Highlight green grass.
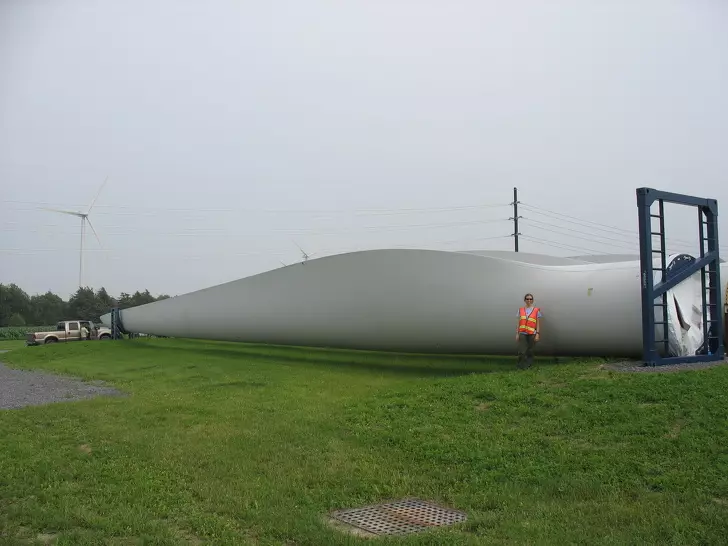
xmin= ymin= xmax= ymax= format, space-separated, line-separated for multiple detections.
xmin=0 ymin=340 xmax=25 ymax=351
xmin=1 ymin=339 xmax=727 ymax=545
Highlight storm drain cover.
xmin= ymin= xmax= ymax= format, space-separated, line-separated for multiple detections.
xmin=329 ymin=498 xmax=467 ymax=536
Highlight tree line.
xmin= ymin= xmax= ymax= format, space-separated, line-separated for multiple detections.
xmin=0 ymin=283 xmax=171 ymax=327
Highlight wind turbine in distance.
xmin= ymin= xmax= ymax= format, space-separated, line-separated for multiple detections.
xmin=43 ymin=176 xmax=109 ymax=288
xmin=293 ymin=241 xmax=317 ymax=265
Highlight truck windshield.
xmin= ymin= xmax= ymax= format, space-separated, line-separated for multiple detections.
xmin=56 ymin=323 xmax=64 ymax=330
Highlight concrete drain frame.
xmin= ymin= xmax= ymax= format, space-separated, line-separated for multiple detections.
xmin=329 ymin=497 xmax=467 ymax=536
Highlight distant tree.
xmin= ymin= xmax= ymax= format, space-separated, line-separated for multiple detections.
xmin=8 ymin=313 xmax=26 ymax=327
xmin=129 ymin=289 xmax=157 ymax=308
xmin=67 ymin=287 xmax=103 ymax=322
xmin=29 ymin=291 xmax=67 ymax=325
xmin=0 ymin=283 xmax=31 ymax=327
xmin=1 ymin=283 xmax=172 ymax=324
xmin=117 ymin=292 xmax=132 ymax=309
xmin=95 ymin=287 xmax=115 ymax=310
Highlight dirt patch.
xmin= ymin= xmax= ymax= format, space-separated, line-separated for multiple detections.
xmin=157 ymin=518 xmax=240 ymax=545
xmin=538 ymin=380 xmax=568 ymax=389
xmin=10 ymin=529 xmax=59 ymax=545
xmin=323 ymin=515 xmax=377 ymax=538
xmin=475 ymin=402 xmax=492 ymax=412
xmin=665 ymin=421 xmax=685 ymax=439
xmin=169 ymin=527 xmax=205 ymax=545
xmin=106 ymin=538 xmax=144 ymax=545
xmin=577 ymin=365 xmax=615 ymax=380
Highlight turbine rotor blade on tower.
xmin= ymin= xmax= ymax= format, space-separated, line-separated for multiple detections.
xmin=86 ymin=217 xmax=102 ymax=247
xmin=292 ymin=240 xmax=307 ymax=255
xmin=87 ymin=175 xmax=109 ymax=213
xmin=42 ymin=207 xmax=85 ymax=218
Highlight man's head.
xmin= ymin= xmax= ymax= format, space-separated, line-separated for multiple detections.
xmin=524 ymin=293 xmax=534 ymax=305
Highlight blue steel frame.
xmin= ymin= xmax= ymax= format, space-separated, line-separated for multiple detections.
xmin=636 ymin=187 xmax=724 ymax=366
xmin=110 ymin=307 xmax=126 ymax=340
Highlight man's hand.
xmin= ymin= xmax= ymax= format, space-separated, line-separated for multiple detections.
xmin=535 ymin=333 xmax=541 ymax=342
xmin=515 ymin=333 xmax=520 ymax=342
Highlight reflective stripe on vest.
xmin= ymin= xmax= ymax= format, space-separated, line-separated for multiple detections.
xmin=518 ymin=307 xmax=540 ymax=334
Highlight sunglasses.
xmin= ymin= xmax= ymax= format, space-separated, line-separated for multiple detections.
xmin=525 ymin=298 xmax=533 ymax=301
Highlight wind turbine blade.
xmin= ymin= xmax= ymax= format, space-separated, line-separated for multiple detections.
xmin=86 ymin=217 xmax=102 ymax=247
xmin=41 ymin=207 xmax=85 ymax=218
xmin=87 ymin=175 xmax=109 ymax=213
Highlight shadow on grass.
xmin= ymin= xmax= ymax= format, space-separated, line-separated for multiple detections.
xmin=123 ymin=338 xmax=569 ymax=378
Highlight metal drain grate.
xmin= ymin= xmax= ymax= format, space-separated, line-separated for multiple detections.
xmin=329 ymin=498 xmax=467 ymax=536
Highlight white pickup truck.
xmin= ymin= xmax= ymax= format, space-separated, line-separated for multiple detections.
xmin=26 ymin=320 xmax=112 ymax=346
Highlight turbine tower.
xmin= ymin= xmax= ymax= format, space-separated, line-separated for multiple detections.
xmin=44 ymin=176 xmax=109 ymax=288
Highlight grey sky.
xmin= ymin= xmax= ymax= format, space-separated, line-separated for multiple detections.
xmin=2 ymin=0 xmax=727 ymax=299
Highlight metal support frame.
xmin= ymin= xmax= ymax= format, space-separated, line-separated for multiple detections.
xmin=636 ymin=187 xmax=724 ymax=366
xmin=110 ymin=307 xmax=126 ymax=340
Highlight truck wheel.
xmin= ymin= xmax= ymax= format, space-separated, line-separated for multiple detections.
xmin=99 ymin=334 xmax=111 ymax=340
xmin=44 ymin=338 xmax=57 ymax=344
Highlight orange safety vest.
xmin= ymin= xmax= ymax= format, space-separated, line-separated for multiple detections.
xmin=518 ymin=307 xmax=540 ymax=335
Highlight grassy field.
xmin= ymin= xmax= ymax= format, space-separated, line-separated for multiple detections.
xmin=1 ymin=339 xmax=727 ymax=545
xmin=0 ymin=340 xmax=25 ymax=351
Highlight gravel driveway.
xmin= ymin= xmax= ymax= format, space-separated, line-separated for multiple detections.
xmin=0 ymin=360 xmax=125 ymax=410
xmin=603 ymin=358 xmax=728 ymax=373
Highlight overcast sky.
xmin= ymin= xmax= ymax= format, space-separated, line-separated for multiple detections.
xmin=2 ymin=0 xmax=727 ymax=299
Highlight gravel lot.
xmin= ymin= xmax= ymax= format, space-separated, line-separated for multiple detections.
xmin=603 ymin=358 xmax=728 ymax=373
xmin=0 ymin=361 xmax=125 ymax=410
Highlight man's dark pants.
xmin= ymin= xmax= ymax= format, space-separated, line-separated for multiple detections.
xmin=517 ymin=333 xmax=536 ymax=368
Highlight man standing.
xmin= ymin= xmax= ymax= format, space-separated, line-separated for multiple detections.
xmin=516 ymin=293 xmax=542 ymax=369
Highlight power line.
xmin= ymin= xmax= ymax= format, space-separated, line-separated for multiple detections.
xmin=5 ymin=189 xmax=725 ymax=260
xmin=0 ymin=234 xmax=514 ymax=257
xmin=327 ymin=234 xmax=513 ymax=254
xmin=519 ymin=234 xmax=608 ymax=256
xmin=520 ymin=202 xmax=728 ymax=252
xmin=1 ymin=199 xmax=511 ymax=216
xmin=1 ymin=217 xmax=510 ymax=238
xmin=520 ymin=203 xmax=640 ymax=236
xmin=521 ymin=217 xmax=638 ymax=246
xmin=521 ymin=220 xmax=640 ymax=252
xmin=518 ymin=217 xmax=707 ymax=254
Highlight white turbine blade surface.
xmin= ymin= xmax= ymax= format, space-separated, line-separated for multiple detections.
xmin=87 ymin=175 xmax=109 ymax=213
xmin=42 ymin=207 xmax=85 ymax=218
xmin=86 ymin=217 xmax=102 ymax=247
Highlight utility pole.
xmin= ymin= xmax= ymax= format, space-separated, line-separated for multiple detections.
xmin=510 ymin=187 xmax=521 ymax=252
